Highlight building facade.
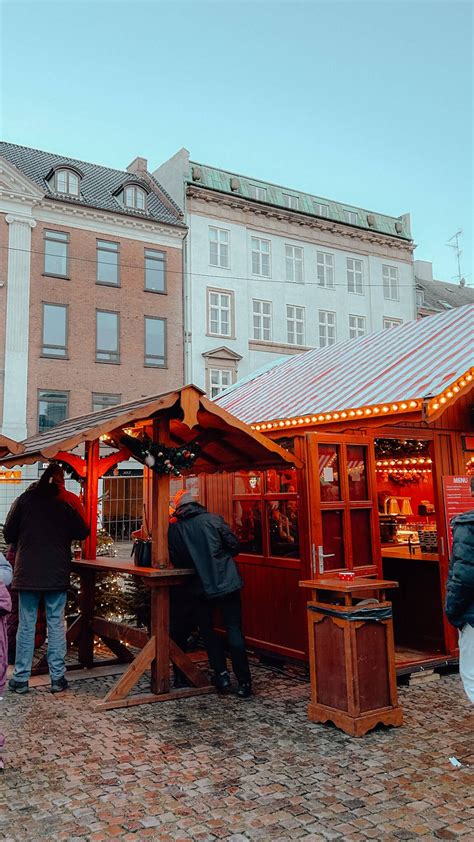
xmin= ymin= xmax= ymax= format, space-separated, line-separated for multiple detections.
xmin=155 ymin=149 xmax=416 ymax=397
xmin=414 ymin=260 xmax=474 ymax=318
xmin=0 ymin=143 xmax=186 ymax=443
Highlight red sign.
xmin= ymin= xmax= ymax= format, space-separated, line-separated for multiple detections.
xmin=443 ymin=475 xmax=474 ymax=555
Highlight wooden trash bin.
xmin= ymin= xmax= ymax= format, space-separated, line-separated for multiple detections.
xmin=299 ymin=577 xmax=403 ymax=737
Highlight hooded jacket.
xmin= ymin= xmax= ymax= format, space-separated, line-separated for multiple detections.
xmin=445 ymin=510 xmax=474 ymax=629
xmin=168 ymin=501 xmax=242 ymax=598
xmin=4 ymin=483 xmax=89 ymax=591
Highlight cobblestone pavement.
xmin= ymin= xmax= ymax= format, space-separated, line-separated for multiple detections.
xmin=0 ymin=668 xmax=473 ymax=841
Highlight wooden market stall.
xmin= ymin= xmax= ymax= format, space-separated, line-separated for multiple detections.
xmin=0 ymin=385 xmax=300 ymax=708
xmin=214 ymin=305 xmax=474 ymax=672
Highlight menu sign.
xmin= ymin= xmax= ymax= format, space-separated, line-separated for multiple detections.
xmin=443 ymin=475 xmax=474 ymax=555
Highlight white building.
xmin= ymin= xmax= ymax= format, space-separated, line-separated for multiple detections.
xmin=155 ymin=149 xmax=416 ymax=397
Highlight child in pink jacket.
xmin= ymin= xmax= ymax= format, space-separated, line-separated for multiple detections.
xmin=0 ymin=553 xmax=13 ymax=771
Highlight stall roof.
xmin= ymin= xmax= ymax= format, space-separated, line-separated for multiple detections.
xmin=216 ymin=305 xmax=474 ymax=428
xmin=0 ymin=435 xmax=23 ymax=458
xmin=0 ymin=385 xmax=300 ymax=471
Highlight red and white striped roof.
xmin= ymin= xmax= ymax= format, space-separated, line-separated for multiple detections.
xmin=216 ymin=305 xmax=474 ymax=425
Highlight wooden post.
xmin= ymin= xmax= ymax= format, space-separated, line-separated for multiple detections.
xmin=83 ymin=439 xmax=100 ymax=560
xmin=77 ymin=569 xmax=96 ymax=668
xmin=150 ymin=584 xmax=170 ymax=694
xmin=151 ymin=417 xmax=171 ymax=568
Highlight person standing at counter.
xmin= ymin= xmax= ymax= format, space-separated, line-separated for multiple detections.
xmin=445 ymin=510 xmax=474 ymax=704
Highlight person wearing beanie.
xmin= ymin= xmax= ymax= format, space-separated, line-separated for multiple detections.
xmin=168 ymin=490 xmax=252 ymax=698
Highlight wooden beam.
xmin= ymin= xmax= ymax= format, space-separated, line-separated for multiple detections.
xmin=151 ymin=416 xmax=171 ymax=568
xmin=169 ymin=640 xmax=210 ymax=688
xmin=98 ymin=636 xmax=156 ymax=706
xmin=83 ymin=440 xmax=99 ymax=559
xmin=94 ymin=685 xmax=212 ymax=711
xmin=54 ymin=451 xmax=87 ymax=477
xmin=93 ymin=617 xmax=148 ymax=649
xmin=150 ymin=586 xmax=169 ymax=693
xmin=97 ymin=446 xmax=133 ymax=478
xmin=180 ymin=386 xmax=201 ymax=428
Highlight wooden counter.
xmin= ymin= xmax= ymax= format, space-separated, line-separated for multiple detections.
xmin=381 ymin=546 xmax=439 ymax=563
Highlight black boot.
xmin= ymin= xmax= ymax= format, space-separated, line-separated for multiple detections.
xmin=236 ymin=682 xmax=252 ymax=698
xmin=214 ymin=670 xmax=231 ymax=693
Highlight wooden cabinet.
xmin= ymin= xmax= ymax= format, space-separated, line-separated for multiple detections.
xmin=300 ymin=578 xmax=403 ymax=737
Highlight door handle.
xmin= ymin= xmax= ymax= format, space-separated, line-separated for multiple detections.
xmin=318 ymin=545 xmax=335 ymax=574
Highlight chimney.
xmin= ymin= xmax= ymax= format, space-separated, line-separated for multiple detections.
xmin=127 ymin=156 xmax=148 ymax=176
xmin=460 ymin=277 xmax=466 ymax=287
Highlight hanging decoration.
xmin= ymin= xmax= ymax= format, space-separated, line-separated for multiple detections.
xmin=120 ymin=432 xmax=200 ymax=476
xmin=374 ymin=439 xmax=430 ymax=459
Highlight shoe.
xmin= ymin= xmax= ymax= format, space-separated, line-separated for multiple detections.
xmin=236 ymin=682 xmax=252 ymax=699
xmin=214 ymin=670 xmax=231 ymax=693
xmin=51 ymin=676 xmax=69 ymax=694
xmin=8 ymin=679 xmax=29 ymax=695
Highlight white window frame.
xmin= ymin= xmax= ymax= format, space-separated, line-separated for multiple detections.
xmin=252 ymin=299 xmax=272 ymax=341
xmin=383 ymin=264 xmax=400 ymax=300
xmin=318 ymin=310 xmax=337 ymax=347
xmin=124 ymin=184 xmax=146 ymax=210
xmin=251 ymin=237 xmax=271 ymax=277
xmin=344 ymin=210 xmax=358 ymax=224
xmin=316 ymin=251 xmax=335 ymax=288
xmin=286 ymin=305 xmax=305 ymax=346
xmin=314 ymin=202 xmax=329 ymax=217
xmin=207 ymin=288 xmax=234 ymax=338
xmin=285 ymin=244 xmax=304 ymax=283
xmin=383 ymin=317 xmax=402 ymax=330
xmin=55 ymin=169 xmax=80 ymax=196
xmin=283 ymin=193 xmax=299 ymax=210
xmin=208 ymin=368 xmax=233 ymax=399
xmin=209 ymin=226 xmax=230 ymax=269
xmin=347 ymin=257 xmax=364 ymax=295
xmin=248 ymin=184 xmax=267 ymax=201
xmin=349 ymin=314 xmax=366 ymax=339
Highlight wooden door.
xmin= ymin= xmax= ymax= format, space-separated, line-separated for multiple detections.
xmin=306 ymin=431 xmax=381 ymax=577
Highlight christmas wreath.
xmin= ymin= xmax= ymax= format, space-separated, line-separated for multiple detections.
xmin=120 ymin=432 xmax=200 ymax=476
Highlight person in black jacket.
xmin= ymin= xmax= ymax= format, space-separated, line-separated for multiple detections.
xmin=168 ymin=490 xmax=252 ymax=697
xmin=4 ymin=464 xmax=89 ymax=695
xmin=445 ymin=509 xmax=474 ymax=704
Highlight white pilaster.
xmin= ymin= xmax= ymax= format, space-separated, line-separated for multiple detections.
xmin=2 ymin=214 xmax=36 ymax=441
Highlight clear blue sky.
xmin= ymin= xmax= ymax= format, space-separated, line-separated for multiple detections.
xmin=1 ymin=0 xmax=472 ymax=283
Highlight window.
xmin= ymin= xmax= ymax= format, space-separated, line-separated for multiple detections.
xmin=319 ymin=310 xmax=336 ymax=347
xmin=97 ymin=240 xmax=119 ymax=286
xmin=317 ymin=251 xmax=334 ymax=288
xmin=314 ymin=202 xmax=329 ymax=217
xmin=248 ymin=184 xmax=267 ymax=201
xmin=38 ymin=390 xmax=68 ymax=433
xmin=253 ymin=300 xmax=272 ymax=341
xmin=349 ymin=314 xmax=366 ymax=339
xmin=92 ymin=393 xmax=121 ymax=412
xmin=285 ymin=244 xmax=304 ymax=283
xmin=209 ymin=368 xmax=232 ymax=399
xmin=283 ymin=193 xmax=299 ymax=210
xmin=383 ymin=264 xmax=399 ymax=300
xmin=144 ymin=316 xmax=166 ymax=367
xmin=287 ymin=305 xmax=305 ymax=346
xmin=416 ymin=288 xmax=425 ymax=306
xmin=383 ymin=317 xmax=402 ymax=329
xmin=251 ymin=237 xmax=271 ymax=277
xmin=207 ymin=289 xmax=233 ymax=337
xmin=232 ymin=468 xmax=299 ymax=559
xmin=42 ymin=303 xmax=67 ymax=357
xmin=145 ymin=249 xmax=166 ymax=293
xmin=44 ymin=230 xmax=69 ymax=277
xmin=347 ymin=257 xmax=364 ymax=294
xmin=55 ymin=169 xmax=80 ymax=196
xmin=124 ymin=184 xmax=146 ymax=210
xmin=209 ymin=227 xmax=230 ymax=268
xmin=344 ymin=210 xmax=358 ymax=224
xmin=96 ymin=310 xmax=120 ymax=363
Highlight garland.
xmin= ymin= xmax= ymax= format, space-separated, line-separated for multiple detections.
xmin=374 ymin=438 xmax=430 ymax=459
xmin=120 ymin=432 xmax=200 ymax=477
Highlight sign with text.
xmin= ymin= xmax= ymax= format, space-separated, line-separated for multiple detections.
xmin=443 ymin=475 xmax=474 ymax=555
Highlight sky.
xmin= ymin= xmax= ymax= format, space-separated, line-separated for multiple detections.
xmin=1 ymin=0 xmax=472 ymax=284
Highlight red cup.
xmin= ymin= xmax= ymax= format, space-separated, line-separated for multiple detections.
xmin=73 ymin=548 xmax=82 ymax=560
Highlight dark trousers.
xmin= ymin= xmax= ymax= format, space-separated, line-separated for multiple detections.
xmin=196 ymin=590 xmax=251 ymax=685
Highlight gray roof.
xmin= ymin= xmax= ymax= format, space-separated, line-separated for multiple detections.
xmin=0 ymin=142 xmax=185 ymax=227
xmin=416 ymin=275 xmax=474 ymax=313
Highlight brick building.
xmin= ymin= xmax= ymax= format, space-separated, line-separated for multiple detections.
xmin=0 ymin=143 xmax=186 ymax=443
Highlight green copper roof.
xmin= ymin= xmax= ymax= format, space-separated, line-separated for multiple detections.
xmin=188 ymin=162 xmax=411 ymax=240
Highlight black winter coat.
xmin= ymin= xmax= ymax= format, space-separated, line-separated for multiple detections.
xmin=445 ymin=510 xmax=474 ymax=629
xmin=168 ymin=502 xmax=242 ymax=598
xmin=4 ymin=484 xmax=89 ymax=591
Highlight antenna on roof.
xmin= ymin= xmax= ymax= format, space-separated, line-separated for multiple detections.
xmin=446 ymin=229 xmax=464 ymax=285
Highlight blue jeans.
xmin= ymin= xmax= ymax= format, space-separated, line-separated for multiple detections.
xmin=13 ymin=591 xmax=67 ymax=683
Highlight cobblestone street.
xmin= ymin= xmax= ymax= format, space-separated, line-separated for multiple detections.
xmin=0 ymin=667 xmax=472 ymax=841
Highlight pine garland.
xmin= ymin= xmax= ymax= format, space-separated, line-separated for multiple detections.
xmin=374 ymin=439 xmax=430 ymax=459
xmin=120 ymin=432 xmax=200 ymax=476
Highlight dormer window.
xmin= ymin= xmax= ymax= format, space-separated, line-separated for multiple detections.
xmin=124 ymin=184 xmax=146 ymax=210
xmin=55 ymin=168 xmax=80 ymax=196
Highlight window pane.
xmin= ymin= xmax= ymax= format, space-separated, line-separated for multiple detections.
xmin=318 ymin=444 xmax=341 ymax=501
xmin=38 ymin=390 xmax=68 ymax=432
xmin=234 ymin=472 xmax=262 ymax=494
xmin=56 ymin=171 xmax=68 ymax=192
xmin=44 ymin=234 xmax=68 ymax=276
xmin=145 ymin=250 xmax=165 ymax=292
xmin=233 ymin=500 xmax=263 ymax=554
xmin=96 ymin=311 xmax=118 ymax=360
xmin=43 ymin=304 xmax=66 ymax=354
xmin=268 ymin=500 xmax=299 ymax=558
xmin=92 ymin=393 xmax=121 ymax=412
xmin=266 ymin=468 xmax=297 ymax=493
xmin=136 ymin=188 xmax=146 ymax=210
xmin=97 ymin=242 xmax=119 ymax=284
xmin=145 ymin=317 xmax=165 ymax=365
xmin=347 ymin=445 xmax=369 ymax=500
xmin=351 ymin=509 xmax=373 ymax=566
xmin=321 ymin=510 xmax=345 ymax=570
